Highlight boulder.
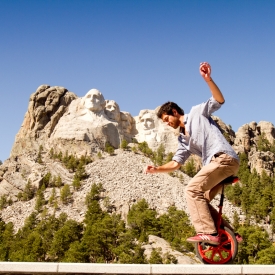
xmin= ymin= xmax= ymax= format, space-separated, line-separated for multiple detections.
xmin=142 ymin=235 xmax=201 ymax=264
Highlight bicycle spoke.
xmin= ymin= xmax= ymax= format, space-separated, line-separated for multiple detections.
xmin=221 ymin=239 xmax=231 ymax=246
xmin=210 ymin=250 xmax=216 ymax=261
xmin=220 ymin=247 xmax=231 ymax=253
xmin=201 ymin=244 xmax=214 ymax=253
xmin=218 ymin=250 xmax=224 ymax=259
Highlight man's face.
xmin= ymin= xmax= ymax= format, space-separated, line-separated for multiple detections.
xmin=161 ymin=112 xmax=180 ymax=129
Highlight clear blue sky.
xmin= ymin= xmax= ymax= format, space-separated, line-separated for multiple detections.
xmin=1 ymin=0 xmax=274 ymax=162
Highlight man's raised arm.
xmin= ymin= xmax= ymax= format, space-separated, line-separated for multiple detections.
xmin=200 ymin=62 xmax=225 ymax=104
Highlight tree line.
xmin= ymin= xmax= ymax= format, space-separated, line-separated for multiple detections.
xmin=0 ymin=183 xmax=195 ymax=263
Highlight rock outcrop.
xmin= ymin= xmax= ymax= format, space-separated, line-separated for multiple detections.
xmin=11 ymin=85 xmax=77 ymax=157
xmin=212 ymin=116 xmax=236 ymax=145
xmin=233 ymin=121 xmax=275 ymax=175
xmin=143 ymin=235 xmax=201 ymax=264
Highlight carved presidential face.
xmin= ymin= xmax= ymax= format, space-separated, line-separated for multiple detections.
xmin=82 ymin=89 xmax=105 ymax=112
xmin=105 ymin=100 xmax=120 ymax=121
xmin=140 ymin=113 xmax=155 ymax=130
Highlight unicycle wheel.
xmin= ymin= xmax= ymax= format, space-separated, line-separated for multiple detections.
xmin=195 ymin=227 xmax=238 ymax=264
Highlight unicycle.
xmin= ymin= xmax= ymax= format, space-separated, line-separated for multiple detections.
xmin=195 ymin=176 xmax=239 ymax=264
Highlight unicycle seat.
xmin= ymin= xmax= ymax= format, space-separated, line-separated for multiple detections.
xmin=219 ymin=176 xmax=239 ymax=185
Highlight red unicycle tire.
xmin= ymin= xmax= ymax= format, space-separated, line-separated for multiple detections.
xmin=195 ymin=227 xmax=238 ymax=264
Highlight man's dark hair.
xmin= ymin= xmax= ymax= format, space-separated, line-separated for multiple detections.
xmin=157 ymin=101 xmax=184 ymax=118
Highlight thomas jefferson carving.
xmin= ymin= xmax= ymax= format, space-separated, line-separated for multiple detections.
xmin=105 ymin=100 xmax=121 ymax=122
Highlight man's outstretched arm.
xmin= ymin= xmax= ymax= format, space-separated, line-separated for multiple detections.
xmin=144 ymin=160 xmax=181 ymax=174
xmin=200 ymin=62 xmax=225 ymax=104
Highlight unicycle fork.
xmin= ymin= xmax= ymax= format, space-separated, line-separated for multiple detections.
xmin=195 ymin=176 xmax=239 ymax=264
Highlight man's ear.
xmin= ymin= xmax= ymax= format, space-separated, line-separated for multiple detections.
xmin=172 ymin=109 xmax=178 ymax=117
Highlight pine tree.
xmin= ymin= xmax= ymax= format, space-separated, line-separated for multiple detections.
xmin=67 ymin=155 xmax=77 ymax=172
xmin=63 ymin=241 xmax=88 ymax=262
xmin=163 ymin=252 xmax=178 ymax=264
xmin=49 ymin=148 xmax=54 ymax=158
xmin=35 ymin=189 xmax=46 ymax=212
xmin=232 ymin=211 xmax=240 ymax=231
xmin=37 ymin=145 xmax=43 ymax=164
xmin=165 ymin=152 xmax=174 ymax=163
xmin=0 ymin=195 xmax=8 ymax=210
xmin=40 ymin=172 xmax=52 ymax=189
xmin=182 ymin=158 xmax=196 ymax=177
xmin=105 ymin=142 xmax=115 ymax=155
xmin=155 ymin=144 xmax=165 ymax=166
xmin=22 ymin=180 xmax=36 ymax=201
xmin=72 ymin=177 xmax=81 ymax=190
xmin=84 ymin=183 xmax=104 ymax=224
xmin=0 ymin=221 xmax=14 ymax=261
xmin=158 ymin=206 xmax=195 ymax=252
xmin=257 ymin=133 xmax=271 ymax=152
xmin=49 ymin=220 xmax=83 ymax=261
xmin=49 ymin=188 xmax=57 ymax=206
xmin=131 ymin=146 xmax=138 ymax=154
xmin=120 ymin=139 xmax=128 ymax=150
xmin=236 ymin=225 xmax=271 ymax=264
xmin=55 ymin=175 xmax=63 ymax=187
xmin=60 ymin=184 xmax=72 ymax=205
xmin=127 ymin=199 xmax=159 ymax=242
xmin=97 ymin=151 xmax=103 ymax=159
xmin=148 ymin=248 xmax=163 ymax=264
xmin=256 ymin=245 xmax=275 ymax=264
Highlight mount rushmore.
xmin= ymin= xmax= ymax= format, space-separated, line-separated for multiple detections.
xmin=10 ymin=85 xmax=179 ymax=159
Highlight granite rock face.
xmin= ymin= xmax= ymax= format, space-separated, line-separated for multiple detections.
xmin=11 ymin=85 xmax=77 ymax=157
xmin=233 ymin=121 xmax=275 ymax=176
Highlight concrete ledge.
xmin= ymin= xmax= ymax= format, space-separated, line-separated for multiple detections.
xmin=0 ymin=262 xmax=274 ymax=274
xmin=242 ymin=265 xmax=275 ymax=274
xmin=0 ymin=262 xmax=58 ymax=273
xmin=151 ymin=264 xmax=242 ymax=274
xmin=58 ymin=263 xmax=151 ymax=274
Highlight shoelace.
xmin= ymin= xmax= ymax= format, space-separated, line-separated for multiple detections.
xmin=198 ymin=234 xmax=213 ymax=240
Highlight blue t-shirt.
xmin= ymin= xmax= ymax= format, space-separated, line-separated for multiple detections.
xmin=172 ymin=97 xmax=239 ymax=166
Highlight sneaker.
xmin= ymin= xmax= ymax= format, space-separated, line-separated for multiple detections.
xmin=186 ymin=234 xmax=220 ymax=245
xmin=235 ymin=233 xmax=243 ymax=243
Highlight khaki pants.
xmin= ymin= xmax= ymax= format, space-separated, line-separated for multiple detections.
xmin=185 ymin=153 xmax=239 ymax=234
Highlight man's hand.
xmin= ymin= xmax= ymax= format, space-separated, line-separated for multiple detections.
xmin=144 ymin=165 xmax=157 ymax=174
xmin=144 ymin=161 xmax=181 ymax=174
xmin=200 ymin=62 xmax=212 ymax=82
